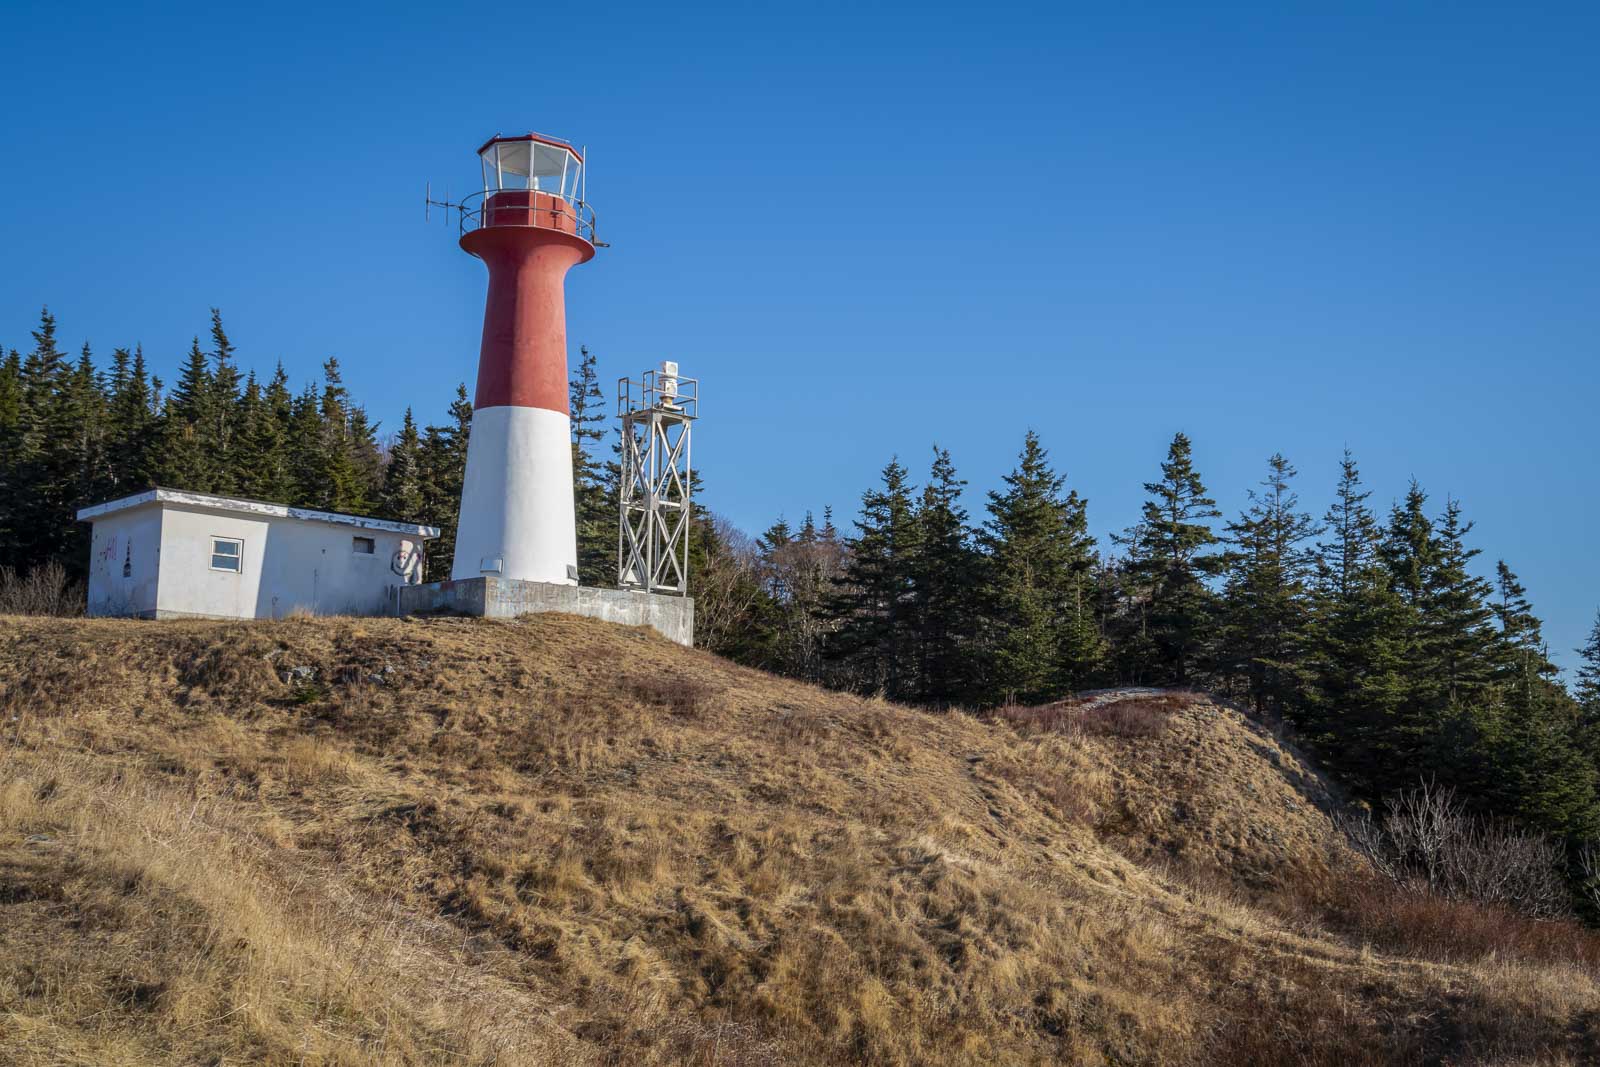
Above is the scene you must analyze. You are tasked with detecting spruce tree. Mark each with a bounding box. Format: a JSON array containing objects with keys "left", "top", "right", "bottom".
[
  {"left": 570, "top": 346, "right": 614, "bottom": 583},
  {"left": 207, "top": 309, "right": 242, "bottom": 493},
  {"left": 12, "top": 310, "right": 76, "bottom": 571},
  {"left": 346, "top": 405, "right": 384, "bottom": 510},
  {"left": 1477, "top": 576, "right": 1600, "bottom": 839},
  {"left": 0, "top": 348, "right": 21, "bottom": 444},
  {"left": 1493, "top": 697, "right": 1600, "bottom": 840},
  {"left": 911, "top": 446, "right": 982, "bottom": 706},
  {"left": 1218, "top": 453, "right": 1321, "bottom": 714},
  {"left": 1426, "top": 498, "right": 1499, "bottom": 708},
  {"left": 380, "top": 408, "right": 426, "bottom": 521},
  {"left": 158, "top": 337, "right": 216, "bottom": 492},
  {"left": 1577, "top": 610, "right": 1600, "bottom": 715},
  {"left": 1492, "top": 561, "right": 1558, "bottom": 698},
  {"left": 64, "top": 342, "right": 111, "bottom": 506},
  {"left": 979, "top": 431, "right": 1100, "bottom": 705},
  {"left": 314, "top": 359, "right": 369, "bottom": 512},
  {"left": 106, "top": 345, "right": 157, "bottom": 492},
  {"left": 1304, "top": 451, "right": 1408, "bottom": 790},
  {"left": 1368, "top": 483, "right": 1452, "bottom": 788},
  {"left": 1120, "top": 431, "right": 1223, "bottom": 684},
  {"left": 418, "top": 385, "right": 472, "bottom": 578},
  {"left": 248, "top": 362, "right": 294, "bottom": 501},
  {"left": 286, "top": 383, "right": 327, "bottom": 506},
  {"left": 0, "top": 347, "right": 23, "bottom": 566},
  {"left": 830, "top": 459, "right": 921, "bottom": 699}
]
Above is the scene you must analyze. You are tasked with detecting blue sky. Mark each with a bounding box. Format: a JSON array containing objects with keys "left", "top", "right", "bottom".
[{"left": 2, "top": 2, "right": 1596, "bottom": 671}]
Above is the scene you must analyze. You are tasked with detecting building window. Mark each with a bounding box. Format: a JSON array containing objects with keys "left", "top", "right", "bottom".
[
  {"left": 211, "top": 537, "right": 243, "bottom": 573},
  {"left": 352, "top": 536, "right": 376, "bottom": 555}
]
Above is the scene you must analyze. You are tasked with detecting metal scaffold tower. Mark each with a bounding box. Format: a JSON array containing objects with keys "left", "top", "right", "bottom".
[{"left": 618, "top": 362, "right": 697, "bottom": 594}]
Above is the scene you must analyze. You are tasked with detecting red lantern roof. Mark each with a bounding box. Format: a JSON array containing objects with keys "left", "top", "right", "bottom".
[{"left": 476, "top": 132, "right": 583, "bottom": 163}]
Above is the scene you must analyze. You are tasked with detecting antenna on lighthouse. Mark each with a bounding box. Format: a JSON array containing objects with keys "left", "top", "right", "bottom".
[{"left": 424, "top": 182, "right": 466, "bottom": 226}]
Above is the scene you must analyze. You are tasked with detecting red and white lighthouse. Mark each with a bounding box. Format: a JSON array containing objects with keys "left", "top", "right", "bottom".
[{"left": 450, "top": 133, "right": 596, "bottom": 585}]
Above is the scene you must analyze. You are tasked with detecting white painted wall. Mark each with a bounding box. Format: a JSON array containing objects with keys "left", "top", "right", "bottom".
[
  {"left": 85, "top": 508, "right": 163, "bottom": 617},
  {"left": 452, "top": 404, "right": 579, "bottom": 585},
  {"left": 84, "top": 499, "right": 429, "bottom": 620}
]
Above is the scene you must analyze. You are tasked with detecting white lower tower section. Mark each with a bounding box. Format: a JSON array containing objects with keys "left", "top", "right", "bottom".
[{"left": 451, "top": 405, "right": 578, "bottom": 585}]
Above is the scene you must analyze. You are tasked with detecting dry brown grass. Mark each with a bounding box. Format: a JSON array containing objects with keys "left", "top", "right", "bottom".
[{"left": 2, "top": 614, "right": 1598, "bottom": 1065}]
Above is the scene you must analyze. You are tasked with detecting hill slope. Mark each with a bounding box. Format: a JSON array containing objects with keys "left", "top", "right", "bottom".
[{"left": 1, "top": 615, "right": 1596, "bottom": 1066}]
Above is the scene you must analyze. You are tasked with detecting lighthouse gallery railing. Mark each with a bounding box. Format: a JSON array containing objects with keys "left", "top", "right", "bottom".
[{"left": 455, "top": 189, "right": 600, "bottom": 246}]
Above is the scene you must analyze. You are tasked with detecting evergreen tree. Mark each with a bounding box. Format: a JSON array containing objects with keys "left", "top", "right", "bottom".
[
  {"left": 978, "top": 431, "right": 1100, "bottom": 705},
  {"left": 830, "top": 459, "right": 921, "bottom": 699},
  {"left": 1368, "top": 483, "right": 1452, "bottom": 787},
  {"left": 1492, "top": 560, "right": 1558, "bottom": 697},
  {"left": 346, "top": 404, "right": 384, "bottom": 510},
  {"left": 0, "top": 347, "right": 23, "bottom": 565},
  {"left": 910, "top": 446, "right": 982, "bottom": 705},
  {"left": 312, "top": 358, "right": 370, "bottom": 512},
  {"left": 63, "top": 342, "right": 112, "bottom": 506},
  {"left": 206, "top": 309, "right": 242, "bottom": 493},
  {"left": 1371, "top": 488, "right": 1504, "bottom": 796},
  {"left": 0, "top": 348, "right": 22, "bottom": 445},
  {"left": 1426, "top": 498, "right": 1500, "bottom": 708},
  {"left": 11, "top": 310, "right": 76, "bottom": 570},
  {"left": 158, "top": 337, "right": 216, "bottom": 491},
  {"left": 1303, "top": 451, "right": 1409, "bottom": 789},
  {"left": 286, "top": 383, "right": 327, "bottom": 506},
  {"left": 245, "top": 362, "right": 294, "bottom": 501},
  {"left": 1476, "top": 574, "right": 1599, "bottom": 839},
  {"left": 380, "top": 408, "right": 426, "bottom": 521},
  {"left": 418, "top": 384, "right": 473, "bottom": 578},
  {"left": 1218, "top": 453, "right": 1321, "bottom": 714},
  {"left": 570, "top": 346, "right": 614, "bottom": 583},
  {"left": 106, "top": 345, "right": 157, "bottom": 492},
  {"left": 1119, "top": 431, "right": 1223, "bottom": 684},
  {"left": 1492, "top": 694, "right": 1600, "bottom": 840},
  {"left": 1577, "top": 610, "right": 1600, "bottom": 715}
]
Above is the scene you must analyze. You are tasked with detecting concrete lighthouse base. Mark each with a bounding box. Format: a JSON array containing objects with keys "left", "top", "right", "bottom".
[{"left": 398, "top": 577, "right": 694, "bottom": 646}]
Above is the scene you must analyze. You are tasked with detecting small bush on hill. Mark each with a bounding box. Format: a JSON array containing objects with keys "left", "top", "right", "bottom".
[
  {"left": 992, "top": 692, "right": 1180, "bottom": 739},
  {"left": 628, "top": 674, "right": 716, "bottom": 717},
  {"left": 1334, "top": 877, "right": 1600, "bottom": 970},
  {"left": 1341, "top": 781, "right": 1571, "bottom": 919},
  {"left": 0, "top": 562, "right": 84, "bottom": 617}
]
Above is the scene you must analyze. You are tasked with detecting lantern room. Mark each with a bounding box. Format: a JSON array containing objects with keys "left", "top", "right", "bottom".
[
  {"left": 468, "top": 133, "right": 593, "bottom": 242},
  {"left": 479, "top": 133, "right": 583, "bottom": 198}
]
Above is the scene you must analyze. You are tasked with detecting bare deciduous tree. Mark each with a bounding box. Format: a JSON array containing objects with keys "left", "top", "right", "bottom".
[
  {"left": 1342, "top": 781, "right": 1570, "bottom": 919},
  {"left": 0, "top": 561, "right": 85, "bottom": 617},
  {"left": 692, "top": 515, "right": 766, "bottom": 656}
]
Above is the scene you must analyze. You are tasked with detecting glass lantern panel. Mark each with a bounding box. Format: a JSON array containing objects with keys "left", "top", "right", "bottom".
[
  {"left": 497, "top": 141, "right": 533, "bottom": 189},
  {"left": 529, "top": 143, "right": 569, "bottom": 192}
]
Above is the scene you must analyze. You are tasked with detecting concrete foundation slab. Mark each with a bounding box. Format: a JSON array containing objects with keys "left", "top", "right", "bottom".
[{"left": 398, "top": 577, "right": 694, "bottom": 646}]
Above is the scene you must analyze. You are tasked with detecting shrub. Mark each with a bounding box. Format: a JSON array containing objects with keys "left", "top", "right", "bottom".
[
  {"left": 992, "top": 694, "right": 1176, "bottom": 740},
  {"left": 628, "top": 674, "right": 715, "bottom": 717},
  {"left": 1340, "top": 781, "right": 1570, "bottom": 919},
  {"left": 0, "top": 562, "right": 84, "bottom": 617}
]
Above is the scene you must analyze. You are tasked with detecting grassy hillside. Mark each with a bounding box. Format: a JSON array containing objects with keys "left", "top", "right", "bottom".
[{"left": 2, "top": 614, "right": 1598, "bottom": 1066}]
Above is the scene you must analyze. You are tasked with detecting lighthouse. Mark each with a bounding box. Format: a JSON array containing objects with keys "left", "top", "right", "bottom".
[
  {"left": 403, "top": 132, "right": 693, "bottom": 645},
  {"left": 451, "top": 133, "right": 595, "bottom": 585}
]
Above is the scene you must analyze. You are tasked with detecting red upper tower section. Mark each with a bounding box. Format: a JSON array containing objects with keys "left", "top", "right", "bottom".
[{"left": 459, "top": 133, "right": 597, "bottom": 413}]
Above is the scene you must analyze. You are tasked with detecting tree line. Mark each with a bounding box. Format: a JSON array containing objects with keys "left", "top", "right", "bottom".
[
  {"left": 0, "top": 308, "right": 476, "bottom": 580},
  {"left": 710, "top": 428, "right": 1600, "bottom": 868},
  {"left": 0, "top": 308, "right": 694, "bottom": 596},
  {"left": 6, "top": 305, "right": 1600, "bottom": 901}
]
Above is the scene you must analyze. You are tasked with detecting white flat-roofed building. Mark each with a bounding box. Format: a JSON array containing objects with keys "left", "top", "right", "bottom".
[{"left": 76, "top": 489, "right": 439, "bottom": 620}]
